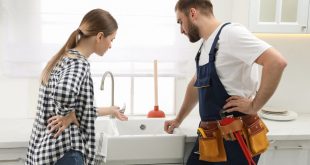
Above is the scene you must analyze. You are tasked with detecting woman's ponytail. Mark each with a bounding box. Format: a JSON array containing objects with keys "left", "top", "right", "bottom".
[{"left": 40, "top": 8, "right": 118, "bottom": 85}]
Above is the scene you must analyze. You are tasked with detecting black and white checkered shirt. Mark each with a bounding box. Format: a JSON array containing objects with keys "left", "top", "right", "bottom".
[{"left": 26, "top": 50, "right": 96, "bottom": 165}]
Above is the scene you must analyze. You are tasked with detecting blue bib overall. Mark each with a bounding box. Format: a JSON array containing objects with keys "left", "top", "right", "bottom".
[{"left": 186, "top": 23, "right": 260, "bottom": 165}]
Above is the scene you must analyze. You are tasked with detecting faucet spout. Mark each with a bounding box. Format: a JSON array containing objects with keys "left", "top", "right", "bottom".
[{"left": 100, "top": 71, "right": 114, "bottom": 106}]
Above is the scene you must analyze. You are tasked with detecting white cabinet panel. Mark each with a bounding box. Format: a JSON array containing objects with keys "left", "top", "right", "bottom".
[
  {"left": 0, "top": 148, "right": 27, "bottom": 165},
  {"left": 0, "top": 160, "right": 25, "bottom": 165},
  {"left": 259, "top": 140, "right": 310, "bottom": 165},
  {"left": 184, "top": 140, "right": 310, "bottom": 165},
  {"left": 249, "top": 0, "right": 310, "bottom": 33}
]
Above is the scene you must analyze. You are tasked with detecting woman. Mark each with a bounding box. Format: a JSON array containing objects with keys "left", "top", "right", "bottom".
[{"left": 26, "top": 9, "right": 127, "bottom": 165}]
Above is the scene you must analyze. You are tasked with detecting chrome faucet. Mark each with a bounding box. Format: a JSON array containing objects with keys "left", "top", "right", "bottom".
[{"left": 100, "top": 71, "right": 115, "bottom": 118}]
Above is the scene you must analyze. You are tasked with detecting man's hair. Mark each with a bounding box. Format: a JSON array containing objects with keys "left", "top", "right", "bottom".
[{"left": 175, "top": 0, "right": 213, "bottom": 16}]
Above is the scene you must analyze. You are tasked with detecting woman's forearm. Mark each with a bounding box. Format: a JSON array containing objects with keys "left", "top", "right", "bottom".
[{"left": 96, "top": 107, "right": 115, "bottom": 116}]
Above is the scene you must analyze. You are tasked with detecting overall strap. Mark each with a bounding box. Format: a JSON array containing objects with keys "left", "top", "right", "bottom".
[
  {"left": 209, "top": 22, "right": 231, "bottom": 62},
  {"left": 195, "top": 43, "right": 204, "bottom": 68},
  {"left": 195, "top": 22, "right": 231, "bottom": 65}
]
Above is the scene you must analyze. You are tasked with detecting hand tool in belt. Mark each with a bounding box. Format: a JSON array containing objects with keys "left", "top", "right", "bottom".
[{"left": 219, "top": 110, "right": 256, "bottom": 165}]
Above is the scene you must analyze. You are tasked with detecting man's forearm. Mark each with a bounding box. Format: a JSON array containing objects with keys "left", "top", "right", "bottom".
[{"left": 253, "top": 53, "right": 287, "bottom": 112}]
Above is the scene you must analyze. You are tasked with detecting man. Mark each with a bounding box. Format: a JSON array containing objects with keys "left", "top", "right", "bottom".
[{"left": 164, "top": 0, "right": 287, "bottom": 164}]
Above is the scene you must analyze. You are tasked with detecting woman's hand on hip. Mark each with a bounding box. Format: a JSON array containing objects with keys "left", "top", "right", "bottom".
[{"left": 47, "top": 111, "right": 80, "bottom": 138}]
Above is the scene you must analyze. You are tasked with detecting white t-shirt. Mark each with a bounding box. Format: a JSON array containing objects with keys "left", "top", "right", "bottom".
[{"left": 199, "top": 23, "right": 271, "bottom": 98}]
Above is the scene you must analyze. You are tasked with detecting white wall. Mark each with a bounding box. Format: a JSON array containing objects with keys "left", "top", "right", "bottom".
[
  {"left": 0, "top": 76, "right": 39, "bottom": 118},
  {"left": 257, "top": 35, "right": 310, "bottom": 114}
]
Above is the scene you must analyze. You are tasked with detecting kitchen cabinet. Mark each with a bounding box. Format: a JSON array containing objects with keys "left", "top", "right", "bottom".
[
  {"left": 184, "top": 140, "right": 310, "bottom": 165},
  {"left": 183, "top": 142, "right": 195, "bottom": 164},
  {"left": 102, "top": 161, "right": 183, "bottom": 165},
  {"left": 0, "top": 148, "right": 27, "bottom": 165},
  {"left": 249, "top": 0, "right": 310, "bottom": 33},
  {"left": 259, "top": 140, "right": 310, "bottom": 165}
]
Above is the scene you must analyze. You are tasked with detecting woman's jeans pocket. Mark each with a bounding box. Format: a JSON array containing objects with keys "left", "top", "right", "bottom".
[{"left": 55, "top": 150, "right": 84, "bottom": 165}]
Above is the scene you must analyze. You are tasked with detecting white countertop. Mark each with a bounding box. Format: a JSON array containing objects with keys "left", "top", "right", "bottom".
[{"left": 1, "top": 114, "right": 310, "bottom": 148}]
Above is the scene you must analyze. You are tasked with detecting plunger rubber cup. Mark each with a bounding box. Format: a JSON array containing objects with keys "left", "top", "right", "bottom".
[{"left": 147, "top": 105, "right": 165, "bottom": 118}]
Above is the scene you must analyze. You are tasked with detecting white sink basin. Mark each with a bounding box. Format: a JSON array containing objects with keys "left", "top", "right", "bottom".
[
  {"left": 95, "top": 118, "right": 185, "bottom": 164},
  {"left": 95, "top": 118, "right": 117, "bottom": 136},
  {"left": 114, "top": 118, "right": 168, "bottom": 135}
]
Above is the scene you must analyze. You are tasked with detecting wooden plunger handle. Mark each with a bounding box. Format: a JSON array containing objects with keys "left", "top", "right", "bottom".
[{"left": 154, "top": 60, "right": 158, "bottom": 107}]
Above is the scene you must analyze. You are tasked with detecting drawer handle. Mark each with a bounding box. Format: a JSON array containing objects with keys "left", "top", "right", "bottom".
[
  {"left": 274, "top": 145, "right": 303, "bottom": 150},
  {"left": 0, "top": 157, "right": 25, "bottom": 162}
]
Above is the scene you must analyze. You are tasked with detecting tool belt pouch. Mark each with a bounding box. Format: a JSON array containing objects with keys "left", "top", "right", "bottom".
[
  {"left": 242, "top": 115, "right": 269, "bottom": 156},
  {"left": 218, "top": 119, "right": 243, "bottom": 141},
  {"left": 197, "top": 127, "right": 226, "bottom": 162}
]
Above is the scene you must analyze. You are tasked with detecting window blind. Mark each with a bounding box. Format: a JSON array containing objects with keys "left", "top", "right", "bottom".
[{"left": 0, "top": 0, "right": 200, "bottom": 77}]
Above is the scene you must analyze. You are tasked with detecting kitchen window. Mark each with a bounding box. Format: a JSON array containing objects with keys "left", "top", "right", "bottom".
[
  {"left": 0, "top": 0, "right": 198, "bottom": 115},
  {"left": 93, "top": 75, "right": 175, "bottom": 116},
  {"left": 0, "top": 0, "right": 197, "bottom": 76},
  {"left": 89, "top": 61, "right": 180, "bottom": 115}
]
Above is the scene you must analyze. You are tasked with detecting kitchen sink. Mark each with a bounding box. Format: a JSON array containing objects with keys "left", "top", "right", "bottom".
[
  {"left": 95, "top": 118, "right": 186, "bottom": 164},
  {"left": 95, "top": 118, "right": 117, "bottom": 136},
  {"left": 114, "top": 118, "right": 168, "bottom": 135}
]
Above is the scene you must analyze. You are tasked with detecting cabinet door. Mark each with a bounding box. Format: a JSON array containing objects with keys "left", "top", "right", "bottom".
[
  {"left": 249, "top": 0, "right": 310, "bottom": 33},
  {"left": 0, "top": 160, "right": 25, "bottom": 165},
  {"left": 0, "top": 148, "right": 27, "bottom": 165},
  {"left": 259, "top": 140, "right": 310, "bottom": 165}
]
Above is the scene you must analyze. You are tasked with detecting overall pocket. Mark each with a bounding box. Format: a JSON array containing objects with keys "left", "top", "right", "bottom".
[
  {"left": 242, "top": 115, "right": 269, "bottom": 156},
  {"left": 197, "top": 127, "right": 226, "bottom": 162}
]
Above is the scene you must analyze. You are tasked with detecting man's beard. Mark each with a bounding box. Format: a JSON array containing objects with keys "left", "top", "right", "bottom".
[{"left": 187, "top": 21, "right": 201, "bottom": 43}]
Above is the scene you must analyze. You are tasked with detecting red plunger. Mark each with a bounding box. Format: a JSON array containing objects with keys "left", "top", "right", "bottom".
[{"left": 147, "top": 60, "right": 165, "bottom": 118}]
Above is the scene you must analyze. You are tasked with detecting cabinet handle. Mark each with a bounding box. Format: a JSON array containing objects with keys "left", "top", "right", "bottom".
[
  {"left": 0, "top": 157, "right": 25, "bottom": 162},
  {"left": 269, "top": 140, "right": 276, "bottom": 144},
  {"left": 301, "top": 25, "right": 307, "bottom": 32},
  {"left": 274, "top": 145, "right": 303, "bottom": 150}
]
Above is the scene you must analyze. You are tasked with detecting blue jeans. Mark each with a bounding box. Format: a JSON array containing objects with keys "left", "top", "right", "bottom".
[{"left": 55, "top": 150, "right": 84, "bottom": 165}]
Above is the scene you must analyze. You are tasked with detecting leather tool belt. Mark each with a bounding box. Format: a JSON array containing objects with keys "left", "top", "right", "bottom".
[{"left": 197, "top": 114, "right": 269, "bottom": 163}]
